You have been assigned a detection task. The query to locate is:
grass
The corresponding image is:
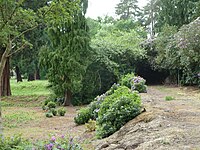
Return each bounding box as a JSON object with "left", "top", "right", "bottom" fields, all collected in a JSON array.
[
  {"left": 1, "top": 79, "right": 95, "bottom": 149},
  {"left": 2, "top": 108, "right": 40, "bottom": 128},
  {"left": 165, "top": 96, "right": 175, "bottom": 101},
  {"left": 10, "top": 79, "right": 51, "bottom": 96}
]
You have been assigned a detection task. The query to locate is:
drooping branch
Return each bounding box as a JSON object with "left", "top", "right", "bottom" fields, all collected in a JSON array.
[{"left": 8, "top": 42, "right": 27, "bottom": 57}]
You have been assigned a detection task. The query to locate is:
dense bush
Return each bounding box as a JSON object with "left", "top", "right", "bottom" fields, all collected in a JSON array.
[
  {"left": 120, "top": 73, "right": 147, "bottom": 93},
  {"left": 119, "top": 73, "right": 135, "bottom": 88},
  {"left": 57, "top": 108, "right": 66, "bottom": 116},
  {"left": 131, "top": 76, "right": 147, "bottom": 93},
  {"left": 74, "top": 107, "right": 93, "bottom": 125},
  {"left": 47, "top": 101, "right": 56, "bottom": 109},
  {"left": 96, "top": 86, "right": 141, "bottom": 138},
  {"left": 74, "top": 74, "right": 146, "bottom": 138},
  {"left": 74, "top": 83, "right": 120, "bottom": 125}
]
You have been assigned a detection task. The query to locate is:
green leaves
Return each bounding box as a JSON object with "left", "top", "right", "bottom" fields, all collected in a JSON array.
[{"left": 40, "top": 0, "right": 91, "bottom": 100}]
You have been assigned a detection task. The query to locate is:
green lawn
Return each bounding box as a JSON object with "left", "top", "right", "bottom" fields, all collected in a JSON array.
[{"left": 10, "top": 79, "right": 51, "bottom": 96}]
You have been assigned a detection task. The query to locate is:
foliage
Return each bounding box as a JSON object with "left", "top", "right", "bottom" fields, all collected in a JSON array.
[
  {"left": 173, "top": 17, "right": 200, "bottom": 85},
  {"left": 165, "top": 96, "right": 175, "bottom": 101},
  {"left": 39, "top": 0, "right": 91, "bottom": 105},
  {"left": 115, "top": 0, "right": 141, "bottom": 20},
  {"left": 131, "top": 76, "right": 147, "bottom": 93},
  {"left": 45, "top": 112, "right": 53, "bottom": 118},
  {"left": 43, "top": 135, "right": 82, "bottom": 150},
  {"left": 46, "top": 101, "right": 56, "bottom": 109},
  {"left": 119, "top": 73, "right": 135, "bottom": 88},
  {"left": 74, "top": 83, "right": 121, "bottom": 125},
  {"left": 57, "top": 108, "right": 66, "bottom": 116},
  {"left": 0, "top": 135, "right": 82, "bottom": 150},
  {"left": 50, "top": 108, "right": 57, "bottom": 116},
  {"left": 157, "top": 0, "right": 199, "bottom": 29},
  {"left": 74, "top": 107, "right": 93, "bottom": 125},
  {"left": 96, "top": 87, "right": 141, "bottom": 138},
  {"left": 0, "top": 135, "right": 31, "bottom": 150},
  {"left": 85, "top": 119, "right": 96, "bottom": 132},
  {"left": 154, "top": 18, "right": 200, "bottom": 85}
]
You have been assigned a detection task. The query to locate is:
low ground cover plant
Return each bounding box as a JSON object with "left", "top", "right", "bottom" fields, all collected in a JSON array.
[
  {"left": 42, "top": 99, "right": 66, "bottom": 118},
  {"left": 0, "top": 135, "right": 82, "bottom": 150},
  {"left": 165, "top": 96, "right": 175, "bottom": 101}
]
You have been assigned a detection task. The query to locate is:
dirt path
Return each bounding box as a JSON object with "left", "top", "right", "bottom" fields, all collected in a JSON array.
[{"left": 95, "top": 86, "right": 200, "bottom": 150}]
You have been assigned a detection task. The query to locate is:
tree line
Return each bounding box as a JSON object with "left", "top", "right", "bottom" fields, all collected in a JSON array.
[{"left": 0, "top": 0, "right": 200, "bottom": 107}]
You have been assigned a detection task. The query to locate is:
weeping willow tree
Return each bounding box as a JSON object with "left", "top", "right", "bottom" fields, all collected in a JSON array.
[{"left": 40, "top": 0, "right": 91, "bottom": 106}]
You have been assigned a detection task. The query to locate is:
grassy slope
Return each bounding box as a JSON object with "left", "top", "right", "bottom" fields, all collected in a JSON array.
[{"left": 10, "top": 79, "right": 51, "bottom": 96}]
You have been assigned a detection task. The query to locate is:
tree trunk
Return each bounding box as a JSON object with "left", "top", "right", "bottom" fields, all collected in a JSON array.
[
  {"left": 0, "top": 40, "right": 12, "bottom": 136},
  {"left": 28, "top": 73, "right": 35, "bottom": 81},
  {"left": 63, "top": 90, "right": 72, "bottom": 106},
  {"left": 34, "top": 68, "right": 40, "bottom": 80},
  {"left": 15, "top": 65, "right": 22, "bottom": 82},
  {"left": 1, "top": 58, "right": 11, "bottom": 96}
]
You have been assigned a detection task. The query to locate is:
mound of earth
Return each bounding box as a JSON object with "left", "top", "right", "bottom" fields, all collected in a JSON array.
[{"left": 95, "top": 86, "right": 200, "bottom": 150}]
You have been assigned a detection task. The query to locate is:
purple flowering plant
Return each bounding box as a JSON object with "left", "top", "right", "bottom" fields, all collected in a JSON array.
[
  {"left": 130, "top": 76, "right": 147, "bottom": 93},
  {"left": 44, "top": 135, "right": 82, "bottom": 150}
]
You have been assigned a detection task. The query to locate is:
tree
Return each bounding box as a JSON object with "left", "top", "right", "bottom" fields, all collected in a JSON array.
[
  {"left": 0, "top": 0, "right": 37, "bottom": 136},
  {"left": 40, "top": 0, "right": 91, "bottom": 106},
  {"left": 115, "top": 0, "right": 141, "bottom": 20},
  {"left": 81, "top": 20, "right": 146, "bottom": 102},
  {"left": 157, "top": 0, "right": 200, "bottom": 30},
  {"left": 0, "top": 0, "right": 79, "bottom": 135},
  {"left": 154, "top": 18, "right": 200, "bottom": 85}
]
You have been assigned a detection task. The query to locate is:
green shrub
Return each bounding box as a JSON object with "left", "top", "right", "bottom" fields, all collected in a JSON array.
[
  {"left": 74, "top": 107, "right": 93, "bottom": 125},
  {"left": 50, "top": 108, "right": 57, "bottom": 116},
  {"left": 58, "top": 108, "right": 66, "bottom": 116},
  {"left": 96, "top": 86, "right": 141, "bottom": 138},
  {"left": 165, "top": 96, "right": 175, "bottom": 101},
  {"left": 0, "top": 134, "right": 82, "bottom": 150},
  {"left": 85, "top": 119, "right": 96, "bottom": 132},
  {"left": 42, "top": 105, "right": 48, "bottom": 111},
  {"left": 44, "top": 99, "right": 52, "bottom": 106},
  {"left": 119, "top": 73, "right": 135, "bottom": 88},
  {"left": 0, "top": 135, "right": 37, "bottom": 150},
  {"left": 45, "top": 112, "right": 53, "bottom": 118},
  {"left": 47, "top": 101, "right": 56, "bottom": 109},
  {"left": 130, "top": 76, "right": 147, "bottom": 93}
]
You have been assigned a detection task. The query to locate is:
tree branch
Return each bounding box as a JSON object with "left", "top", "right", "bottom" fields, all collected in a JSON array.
[
  {"left": 7, "top": 42, "right": 27, "bottom": 57},
  {"left": 11, "top": 24, "right": 38, "bottom": 42}
]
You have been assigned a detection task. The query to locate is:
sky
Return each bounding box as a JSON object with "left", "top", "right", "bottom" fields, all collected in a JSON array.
[{"left": 86, "top": 0, "right": 149, "bottom": 19}]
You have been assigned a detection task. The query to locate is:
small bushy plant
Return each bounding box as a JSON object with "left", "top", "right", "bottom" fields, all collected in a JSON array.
[
  {"left": 44, "top": 135, "right": 82, "bottom": 150},
  {"left": 119, "top": 73, "right": 135, "bottom": 88},
  {"left": 57, "top": 108, "right": 66, "bottom": 116},
  {"left": 46, "top": 112, "right": 53, "bottom": 118},
  {"left": 165, "top": 96, "right": 175, "bottom": 101},
  {"left": 47, "top": 101, "right": 56, "bottom": 109},
  {"left": 50, "top": 108, "right": 57, "bottom": 116},
  {"left": 130, "top": 76, "right": 147, "bottom": 93},
  {"left": 74, "top": 107, "right": 93, "bottom": 125},
  {"left": 85, "top": 119, "right": 96, "bottom": 132}
]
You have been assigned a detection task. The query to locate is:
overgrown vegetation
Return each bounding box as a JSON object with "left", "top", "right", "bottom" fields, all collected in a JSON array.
[
  {"left": 0, "top": 135, "right": 82, "bottom": 150},
  {"left": 74, "top": 73, "right": 146, "bottom": 138}
]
